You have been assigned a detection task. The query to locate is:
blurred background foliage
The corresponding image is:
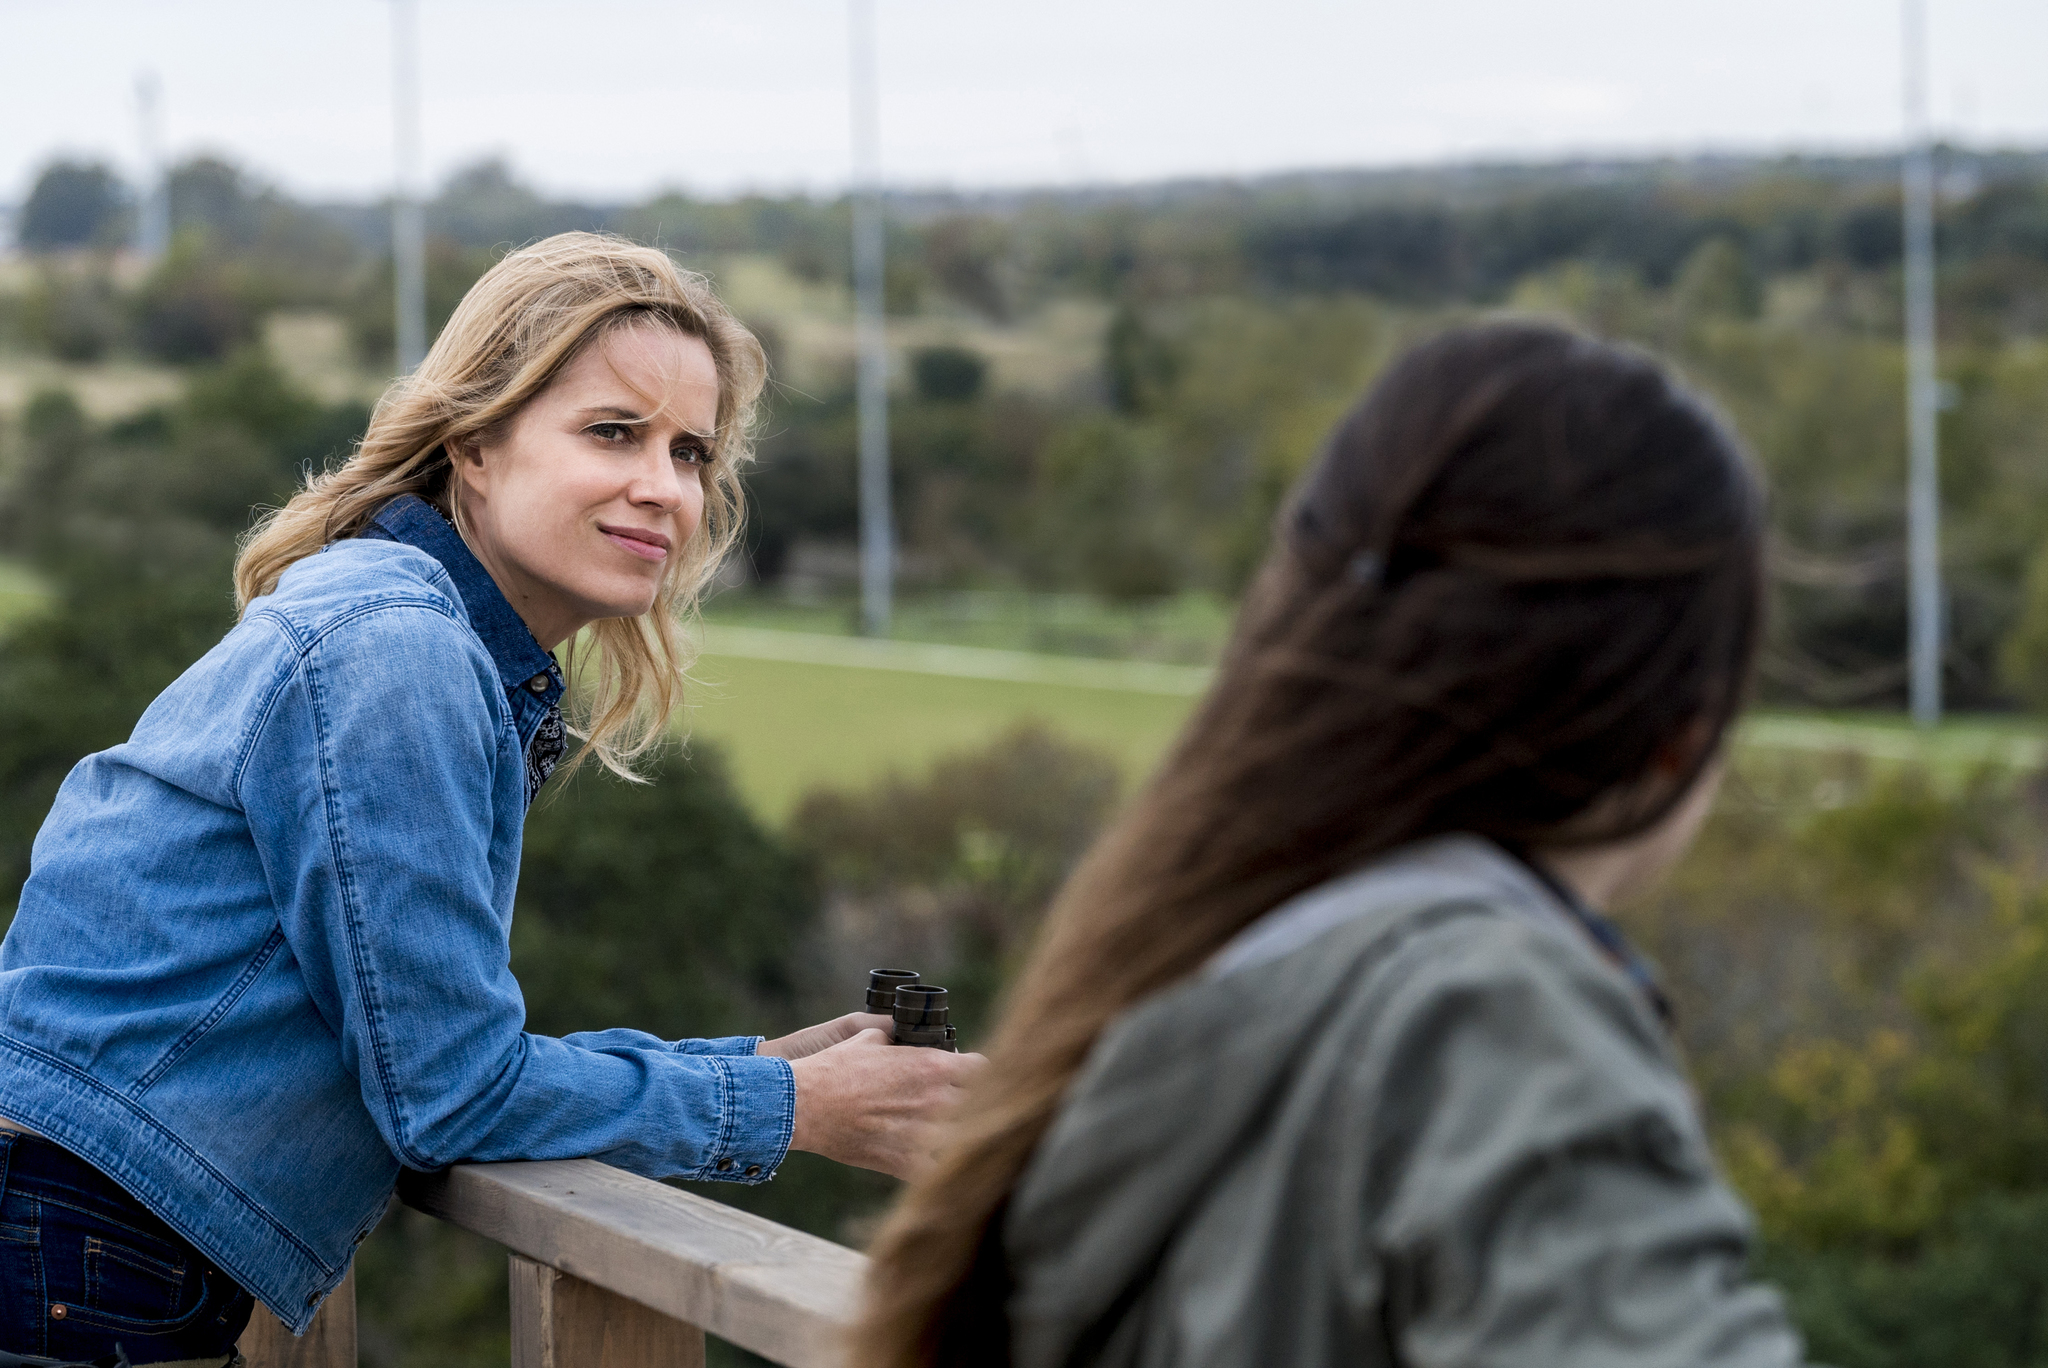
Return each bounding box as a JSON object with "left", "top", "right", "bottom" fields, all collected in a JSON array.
[
  {"left": 9, "top": 146, "right": 2048, "bottom": 1363},
  {"left": 15, "top": 145, "right": 2048, "bottom": 707}
]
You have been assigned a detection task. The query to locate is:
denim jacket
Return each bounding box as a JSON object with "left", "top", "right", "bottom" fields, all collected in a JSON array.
[{"left": 0, "top": 495, "right": 796, "bottom": 1331}]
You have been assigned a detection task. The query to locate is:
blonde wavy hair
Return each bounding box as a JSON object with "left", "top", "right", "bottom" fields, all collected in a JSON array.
[{"left": 234, "top": 232, "right": 767, "bottom": 780}]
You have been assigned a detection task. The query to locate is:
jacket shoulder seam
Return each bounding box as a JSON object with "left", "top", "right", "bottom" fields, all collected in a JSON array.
[{"left": 229, "top": 598, "right": 492, "bottom": 799}]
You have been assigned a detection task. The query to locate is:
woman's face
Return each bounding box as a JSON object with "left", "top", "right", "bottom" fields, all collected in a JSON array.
[{"left": 452, "top": 323, "right": 719, "bottom": 650}]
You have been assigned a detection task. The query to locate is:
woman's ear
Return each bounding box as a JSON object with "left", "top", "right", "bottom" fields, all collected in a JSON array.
[
  {"left": 446, "top": 437, "right": 486, "bottom": 497},
  {"left": 1654, "top": 716, "right": 1717, "bottom": 779}
]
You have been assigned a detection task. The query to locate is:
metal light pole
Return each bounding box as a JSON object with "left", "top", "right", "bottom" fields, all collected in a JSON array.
[
  {"left": 1900, "top": 0, "right": 1942, "bottom": 726},
  {"left": 848, "top": 0, "right": 894, "bottom": 636},
  {"left": 134, "top": 72, "right": 169, "bottom": 261},
  {"left": 390, "top": 0, "right": 428, "bottom": 375}
]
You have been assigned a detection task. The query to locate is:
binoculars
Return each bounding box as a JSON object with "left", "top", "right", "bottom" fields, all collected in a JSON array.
[{"left": 865, "top": 968, "right": 959, "bottom": 1052}]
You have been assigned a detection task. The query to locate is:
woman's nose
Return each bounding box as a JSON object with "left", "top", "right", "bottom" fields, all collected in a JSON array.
[{"left": 630, "top": 450, "right": 687, "bottom": 511}]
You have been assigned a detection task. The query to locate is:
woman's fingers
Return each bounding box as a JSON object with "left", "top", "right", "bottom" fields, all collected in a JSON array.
[
  {"left": 786, "top": 1031, "right": 988, "bottom": 1178},
  {"left": 755, "top": 1012, "right": 895, "bottom": 1060}
]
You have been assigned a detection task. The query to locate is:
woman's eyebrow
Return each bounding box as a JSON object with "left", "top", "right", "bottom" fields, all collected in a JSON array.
[
  {"left": 576, "top": 405, "right": 712, "bottom": 438},
  {"left": 577, "top": 405, "right": 649, "bottom": 423},
  {"left": 575, "top": 404, "right": 716, "bottom": 448}
]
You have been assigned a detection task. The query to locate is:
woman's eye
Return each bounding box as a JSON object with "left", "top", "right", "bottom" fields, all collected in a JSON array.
[
  {"left": 673, "top": 446, "right": 709, "bottom": 466},
  {"left": 588, "top": 422, "right": 632, "bottom": 443}
]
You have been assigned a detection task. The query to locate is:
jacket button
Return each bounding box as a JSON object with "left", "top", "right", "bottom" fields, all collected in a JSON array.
[
  {"left": 49, "top": 1303, "right": 67, "bottom": 1320},
  {"left": 715, "top": 1158, "right": 734, "bottom": 1172},
  {"left": 745, "top": 1165, "right": 762, "bottom": 1178},
  {"left": 527, "top": 674, "right": 550, "bottom": 693},
  {"left": 307, "top": 1291, "right": 321, "bottom": 1307}
]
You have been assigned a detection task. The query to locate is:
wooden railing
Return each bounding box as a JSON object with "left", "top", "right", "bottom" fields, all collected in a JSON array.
[{"left": 237, "top": 1160, "right": 868, "bottom": 1368}]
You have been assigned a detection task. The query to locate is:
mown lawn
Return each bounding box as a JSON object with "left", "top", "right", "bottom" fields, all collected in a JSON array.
[
  {"left": 683, "top": 650, "right": 1195, "bottom": 821},
  {"left": 686, "top": 634, "right": 2048, "bottom": 823}
]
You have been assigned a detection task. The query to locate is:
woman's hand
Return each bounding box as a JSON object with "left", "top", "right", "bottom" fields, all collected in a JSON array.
[
  {"left": 756, "top": 1012, "right": 894, "bottom": 1060},
  {"left": 782, "top": 1028, "right": 987, "bottom": 1180}
]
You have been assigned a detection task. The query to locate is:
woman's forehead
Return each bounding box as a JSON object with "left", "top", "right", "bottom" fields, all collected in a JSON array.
[{"left": 561, "top": 324, "right": 719, "bottom": 427}]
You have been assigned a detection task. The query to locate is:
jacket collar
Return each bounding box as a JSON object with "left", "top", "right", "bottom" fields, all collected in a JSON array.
[
  {"left": 359, "top": 494, "right": 564, "bottom": 702},
  {"left": 1207, "top": 833, "right": 1671, "bottom": 1026}
]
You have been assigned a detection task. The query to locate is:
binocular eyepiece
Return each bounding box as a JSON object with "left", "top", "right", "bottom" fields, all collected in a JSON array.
[{"left": 865, "top": 968, "right": 959, "bottom": 1052}]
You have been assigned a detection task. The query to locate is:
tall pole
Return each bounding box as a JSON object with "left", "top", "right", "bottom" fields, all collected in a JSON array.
[
  {"left": 134, "top": 72, "right": 169, "bottom": 262},
  {"left": 848, "top": 0, "right": 894, "bottom": 636},
  {"left": 390, "top": 0, "right": 427, "bottom": 375},
  {"left": 1901, "top": 0, "right": 1942, "bottom": 727}
]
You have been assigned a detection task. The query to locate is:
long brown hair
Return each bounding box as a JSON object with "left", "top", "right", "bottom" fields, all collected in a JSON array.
[
  {"left": 855, "top": 321, "right": 1766, "bottom": 1365},
  {"left": 234, "top": 232, "right": 766, "bottom": 779}
]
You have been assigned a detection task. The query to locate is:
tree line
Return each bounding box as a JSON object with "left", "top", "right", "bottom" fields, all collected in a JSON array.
[{"left": 10, "top": 149, "right": 2048, "bottom": 714}]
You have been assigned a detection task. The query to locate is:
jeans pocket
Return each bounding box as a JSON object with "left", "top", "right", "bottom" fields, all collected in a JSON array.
[
  {"left": 0, "top": 1221, "right": 45, "bottom": 1360},
  {"left": 83, "top": 1234, "right": 189, "bottom": 1320}
]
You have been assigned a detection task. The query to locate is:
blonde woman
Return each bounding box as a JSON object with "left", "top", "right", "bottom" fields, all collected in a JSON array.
[{"left": 0, "top": 234, "right": 977, "bottom": 1367}]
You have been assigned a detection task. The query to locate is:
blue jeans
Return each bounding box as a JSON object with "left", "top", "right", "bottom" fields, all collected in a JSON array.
[{"left": 0, "top": 1133, "right": 252, "bottom": 1365}]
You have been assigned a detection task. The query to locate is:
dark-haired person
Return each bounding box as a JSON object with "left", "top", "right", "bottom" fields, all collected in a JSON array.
[{"left": 856, "top": 323, "right": 1811, "bottom": 1366}]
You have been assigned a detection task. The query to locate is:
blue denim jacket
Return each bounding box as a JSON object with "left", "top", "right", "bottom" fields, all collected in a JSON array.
[{"left": 0, "top": 495, "right": 796, "bottom": 1330}]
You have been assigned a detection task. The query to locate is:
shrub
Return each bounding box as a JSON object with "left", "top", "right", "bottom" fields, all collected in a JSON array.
[
  {"left": 911, "top": 345, "right": 987, "bottom": 403},
  {"left": 1999, "top": 539, "right": 2048, "bottom": 713},
  {"left": 134, "top": 240, "right": 258, "bottom": 363},
  {"left": 22, "top": 270, "right": 123, "bottom": 361},
  {"left": 1760, "top": 1193, "right": 2048, "bottom": 1368},
  {"left": 788, "top": 723, "right": 1122, "bottom": 1035},
  {"left": 1030, "top": 415, "right": 1182, "bottom": 600},
  {"left": 1623, "top": 751, "right": 2048, "bottom": 1364},
  {"left": 511, "top": 745, "right": 817, "bottom": 1043},
  {"left": 1674, "top": 236, "right": 1765, "bottom": 321}
]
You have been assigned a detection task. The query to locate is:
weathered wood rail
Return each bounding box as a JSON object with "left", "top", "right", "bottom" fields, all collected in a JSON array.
[{"left": 238, "top": 1160, "right": 868, "bottom": 1368}]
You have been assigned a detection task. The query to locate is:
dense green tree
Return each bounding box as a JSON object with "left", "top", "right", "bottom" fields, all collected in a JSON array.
[
  {"left": 134, "top": 237, "right": 260, "bottom": 363},
  {"left": 18, "top": 161, "right": 127, "bottom": 250},
  {"left": 921, "top": 214, "right": 1015, "bottom": 320},
  {"left": 168, "top": 157, "right": 264, "bottom": 247},
  {"left": 427, "top": 159, "right": 608, "bottom": 248},
  {"left": 1999, "top": 542, "right": 2048, "bottom": 711},
  {"left": 910, "top": 345, "right": 987, "bottom": 403},
  {"left": 1673, "top": 236, "right": 1765, "bottom": 320},
  {"left": 22, "top": 267, "right": 122, "bottom": 361}
]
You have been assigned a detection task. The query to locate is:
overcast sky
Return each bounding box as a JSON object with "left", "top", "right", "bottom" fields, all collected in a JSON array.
[{"left": 5, "top": 0, "right": 2046, "bottom": 203}]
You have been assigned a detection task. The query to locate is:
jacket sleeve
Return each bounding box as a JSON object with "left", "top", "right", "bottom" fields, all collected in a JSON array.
[
  {"left": 237, "top": 604, "right": 793, "bottom": 1180},
  {"left": 559, "top": 1029, "right": 765, "bottom": 1056},
  {"left": 1363, "top": 914, "right": 1809, "bottom": 1368}
]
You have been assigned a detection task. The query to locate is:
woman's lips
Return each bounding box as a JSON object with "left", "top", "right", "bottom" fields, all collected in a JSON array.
[{"left": 600, "top": 527, "right": 670, "bottom": 563}]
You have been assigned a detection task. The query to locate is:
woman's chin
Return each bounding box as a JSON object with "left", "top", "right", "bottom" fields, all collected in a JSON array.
[{"left": 587, "top": 588, "right": 663, "bottom": 623}]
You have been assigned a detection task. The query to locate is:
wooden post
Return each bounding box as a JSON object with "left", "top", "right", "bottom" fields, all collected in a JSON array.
[
  {"left": 238, "top": 1268, "right": 356, "bottom": 1368},
  {"left": 510, "top": 1254, "right": 706, "bottom": 1368}
]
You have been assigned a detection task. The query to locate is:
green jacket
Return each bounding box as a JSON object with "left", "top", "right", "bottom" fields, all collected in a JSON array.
[{"left": 1005, "top": 836, "right": 1807, "bottom": 1368}]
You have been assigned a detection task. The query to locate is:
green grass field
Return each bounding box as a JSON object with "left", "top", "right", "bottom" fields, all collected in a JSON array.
[
  {"left": 687, "top": 628, "right": 2048, "bottom": 822},
  {"left": 684, "top": 649, "right": 1197, "bottom": 820}
]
